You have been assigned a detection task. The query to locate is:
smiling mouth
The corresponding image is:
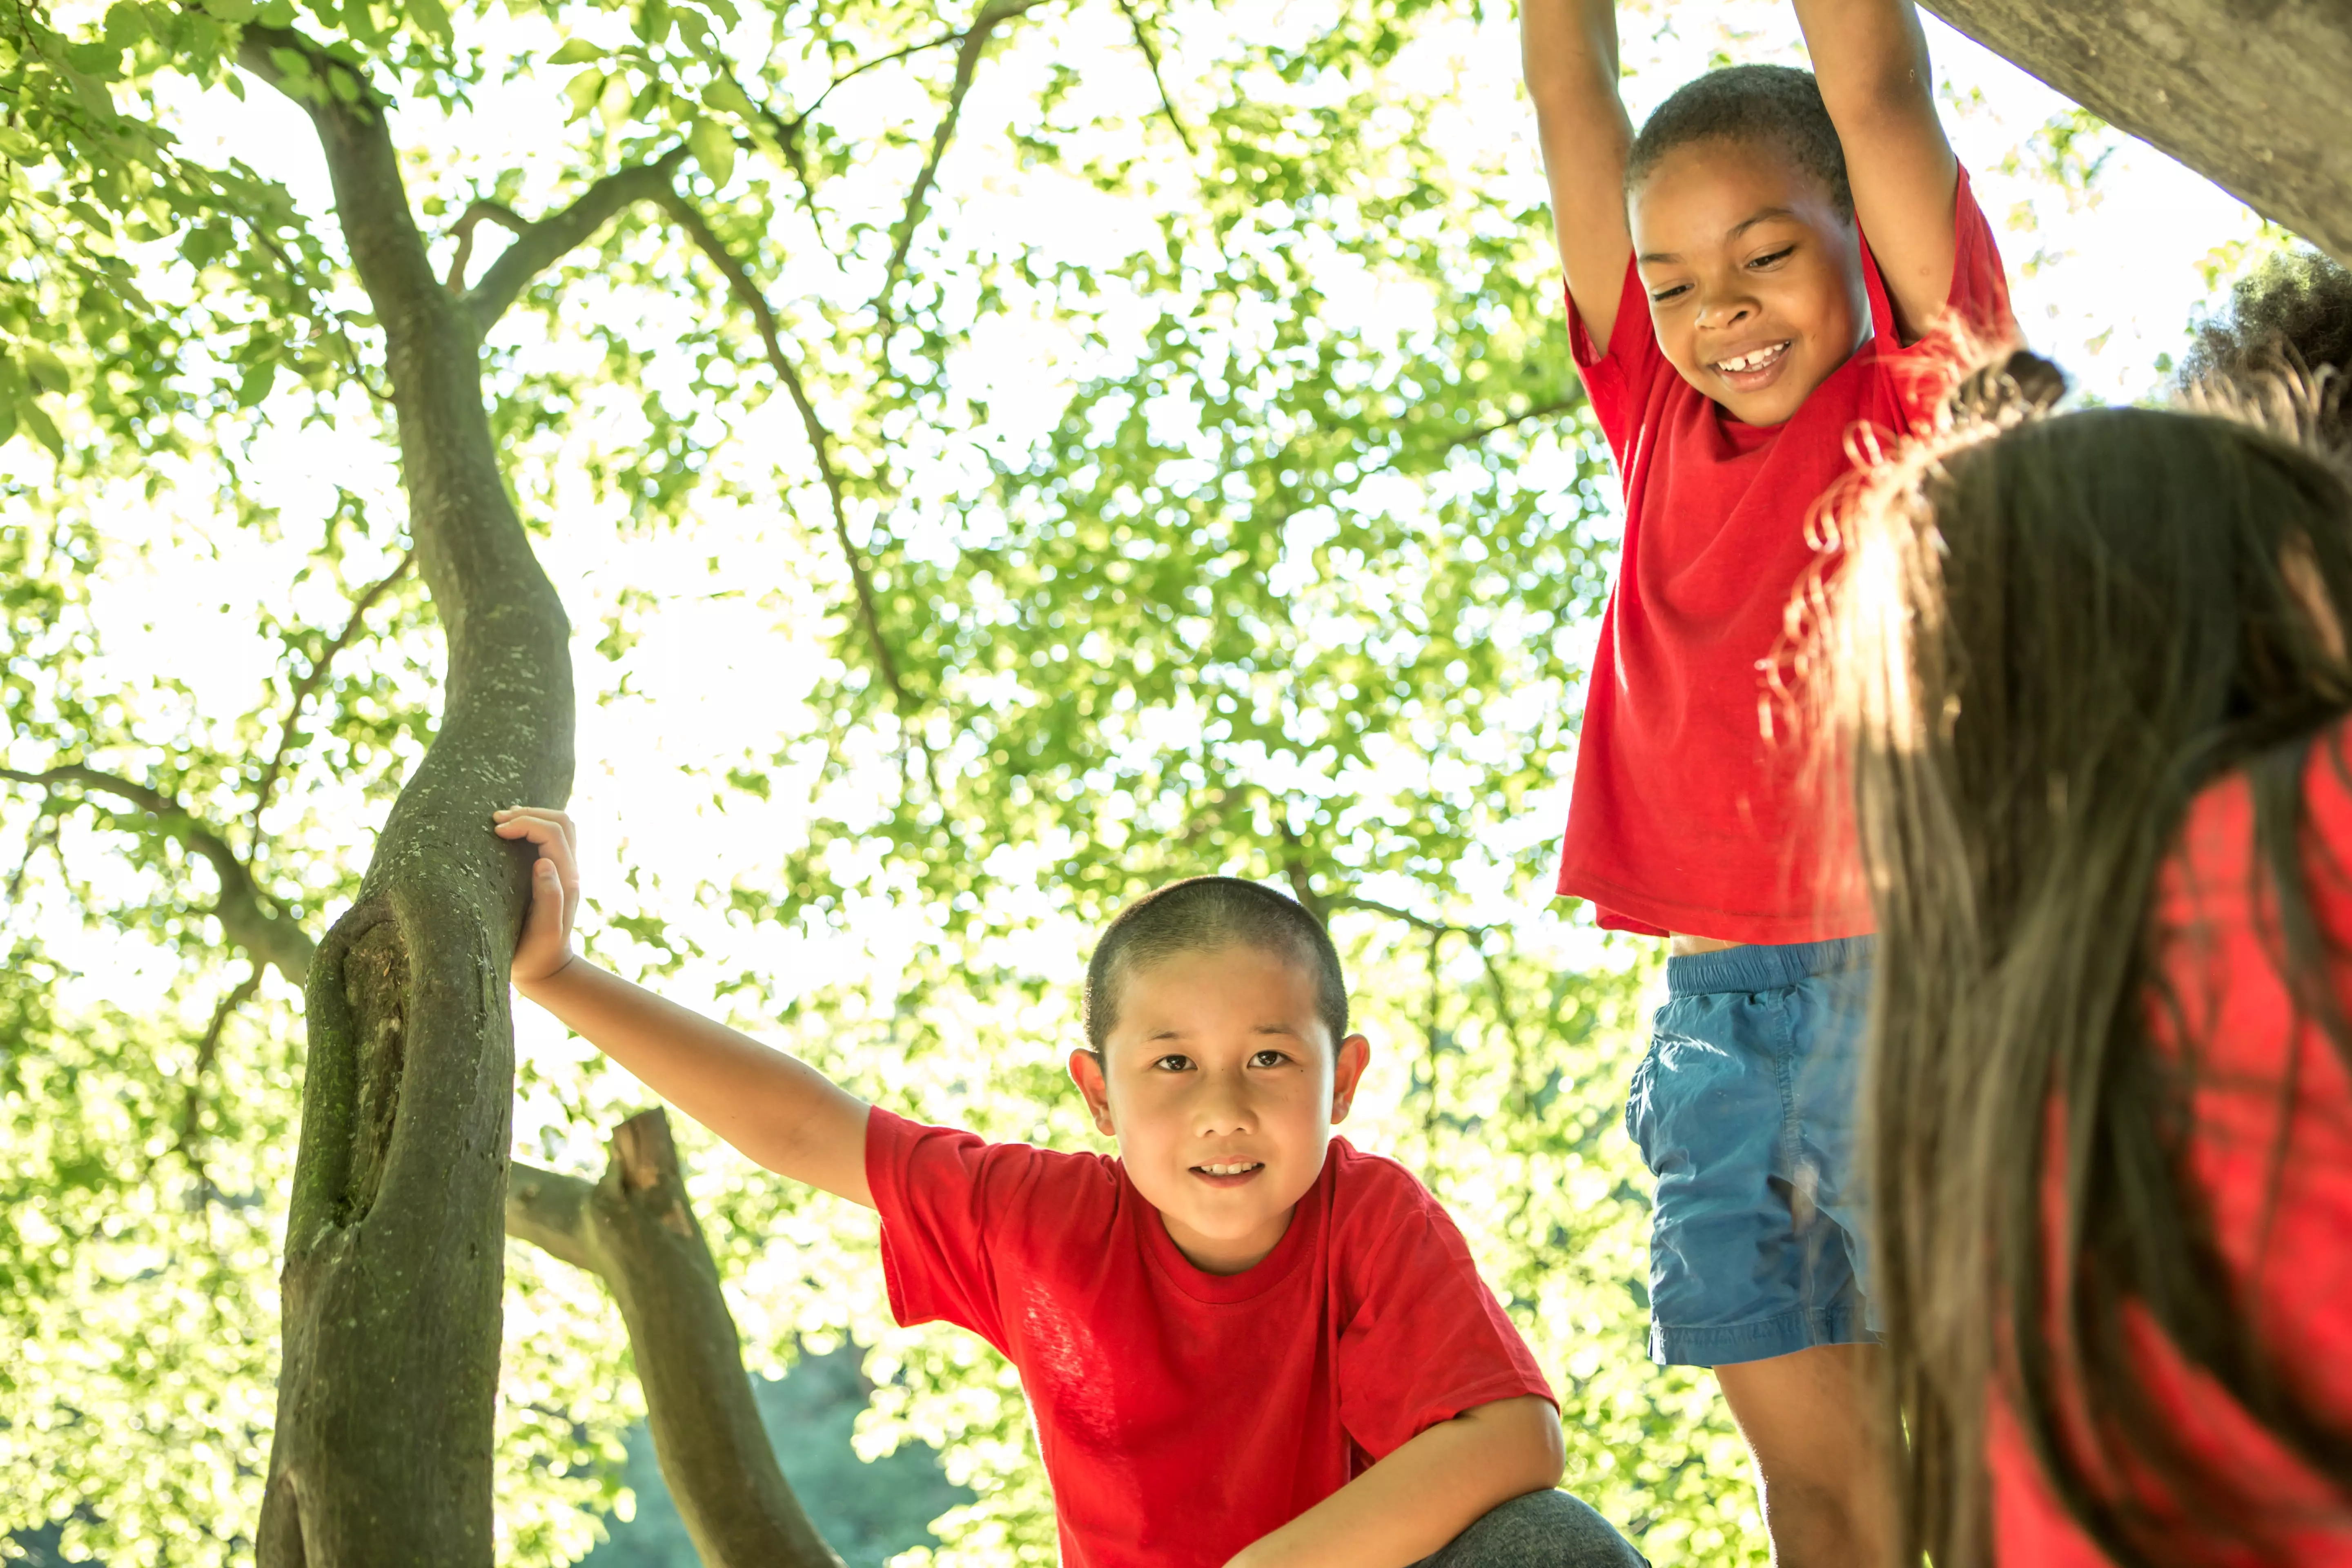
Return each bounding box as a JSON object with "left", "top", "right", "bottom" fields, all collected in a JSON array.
[
  {"left": 1191, "top": 1161, "right": 1265, "bottom": 1185},
  {"left": 1711, "top": 340, "right": 1793, "bottom": 381}
]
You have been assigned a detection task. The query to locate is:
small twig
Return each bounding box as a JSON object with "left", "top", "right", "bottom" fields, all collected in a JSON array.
[
  {"left": 444, "top": 200, "right": 529, "bottom": 294},
  {"left": 176, "top": 964, "right": 264, "bottom": 1173},
  {"left": 1112, "top": 0, "right": 1195, "bottom": 155},
  {"left": 1437, "top": 396, "right": 1582, "bottom": 453},
  {"left": 250, "top": 547, "right": 415, "bottom": 831},
  {"left": 873, "top": 0, "right": 1052, "bottom": 328},
  {"left": 657, "top": 189, "right": 912, "bottom": 715}
]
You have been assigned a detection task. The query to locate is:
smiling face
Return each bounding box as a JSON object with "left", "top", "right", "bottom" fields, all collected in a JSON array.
[
  {"left": 1069, "top": 943, "right": 1370, "bottom": 1276},
  {"left": 1630, "top": 136, "right": 1871, "bottom": 426}
]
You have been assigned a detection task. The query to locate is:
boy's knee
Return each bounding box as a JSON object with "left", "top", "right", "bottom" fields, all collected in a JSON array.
[{"left": 1415, "top": 1489, "right": 1651, "bottom": 1568}]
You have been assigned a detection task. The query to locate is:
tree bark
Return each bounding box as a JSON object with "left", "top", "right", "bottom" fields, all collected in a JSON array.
[
  {"left": 244, "top": 36, "right": 576, "bottom": 1566},
  {"left": 1918, "top": 0, "right": 2352, "bottom": 269},
  {"left": 506, "top": 1112, "right": 844, "bottom": 1568}
]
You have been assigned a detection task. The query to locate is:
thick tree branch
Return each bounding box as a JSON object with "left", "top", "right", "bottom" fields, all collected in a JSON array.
[
  {"left": 873, "top": 0, "right": 1052, "bottom": 326},
  {"left": 657, "top": 188, "right": 913, "bottom": 712},
  {"left": 0, "top": 764, "right": 317, "bottom": 981},
  {"left": 463, "top": 147, "right": 693, "bottom": 331},
  {"left": 506, "top": 1114, "right": 842, "bottom": 1568},
  {"left": 1112, "top": 0, "right": 1196, "bottom": 156},
  {"left": 249, "top": 546, "right": 416, "bottom": 831}
]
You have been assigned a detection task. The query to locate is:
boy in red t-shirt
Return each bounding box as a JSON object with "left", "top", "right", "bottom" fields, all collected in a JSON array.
[
  {"left": 1521, "top": 0, "right": 2011, "bottom": 1561},
  {"left": 494, "top": 807, "right": 1649, "bottom": 1568}
]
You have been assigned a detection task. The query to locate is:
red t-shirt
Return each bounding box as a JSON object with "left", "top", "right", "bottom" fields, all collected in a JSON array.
[
  {"left": 1559, "top": 169, "right": 2011, "bottom": 941},
  {"left": 865, "top": 1107, "right": 1555, "bottom": 1568},
  {"left": 1990, "top": 720, "right": 2352, "bottom": 1563}
]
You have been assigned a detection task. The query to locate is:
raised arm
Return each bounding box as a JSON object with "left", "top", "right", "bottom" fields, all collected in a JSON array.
[
  {"left": 1521, "top": 0, "right": 1636, "bottom": 347},
  {"left": 494, "top": 807, "right": 873, "bottom": 1207},
  {"left": 1793, "top": 0, "right": 1958, "bottom": 343}
]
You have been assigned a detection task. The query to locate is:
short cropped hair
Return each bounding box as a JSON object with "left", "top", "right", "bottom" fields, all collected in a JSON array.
[
  {"left": 1626, "top": 64, "right": 1854, "bottom": 223},
  {"left": 2179, "top": 248, "right": 2352, "bottom": 447},
  {"left": 1082, "top": 877, "right": 1348, "bottom": 1054}
]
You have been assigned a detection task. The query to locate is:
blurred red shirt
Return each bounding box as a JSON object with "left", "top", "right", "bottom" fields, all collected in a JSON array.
[
  {"left": 865, "top": 1108, "right": 1555, "bottom": 1568},
  {"left": 1991, "top": 719, "right": 2352, "bottom": 1563}
]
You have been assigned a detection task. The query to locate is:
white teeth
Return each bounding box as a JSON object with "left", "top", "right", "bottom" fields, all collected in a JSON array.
[
  {"left": 1717, "top": 342, "right": 1789, "bottom": 374},
  {"left": 1196, "top": 1162, "right": 1261, "bottom": 1176}
]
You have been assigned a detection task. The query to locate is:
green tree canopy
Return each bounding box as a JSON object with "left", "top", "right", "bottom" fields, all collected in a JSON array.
[{"left": 1, "top": 0, "right": 1797, "bottom": 1559}]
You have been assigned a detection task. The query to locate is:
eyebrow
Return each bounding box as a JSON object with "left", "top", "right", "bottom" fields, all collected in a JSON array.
[{"left": 1637, "top": 206, "right": 1804, "bottom": 265}]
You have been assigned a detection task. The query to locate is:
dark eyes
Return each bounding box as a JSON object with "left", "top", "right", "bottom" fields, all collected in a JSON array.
[
  {"left": 1748, "top": 244, "right": 1796, "bottom": 269},
  {"left": 1147, "top": 1050, "right": 1294, "bottom": 1071},
  {"left": 1649, "top": 245, "right": 1798, "bottom": 303}
]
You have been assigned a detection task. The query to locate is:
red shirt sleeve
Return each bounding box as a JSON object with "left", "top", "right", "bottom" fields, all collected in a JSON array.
[
  {"left": 864, "top": 1105, "right": 1036, "bottom": 1354},
  {"left": 1567, "top": 258, "right": 1667, "bottom": 471},
  {"left": 1875, "top": 167, "right": 2018, "bottom": 428},
  {"left": 1331, "top": 1157, "right": 1555, "bottom": 1461}
]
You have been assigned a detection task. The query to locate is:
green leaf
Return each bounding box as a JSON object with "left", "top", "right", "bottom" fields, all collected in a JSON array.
[
  {"left": 564, "top": 67, "right": 605, "bottom": 116},
  {"left": 198, "top": 0, "right": 257, "bottom": 22},
  {"left": 22, "top": 347, "right": 69, "bottom": 396},
  {"left": 19, "top": 400, "right": 61, "bottom": 456},
  {"left": 406, "top": 0, "right": 452, "bottom": 44},
  {"left": 102, "top": 4, "right": 149, "bottom": 48},
  {"left": 236, "top": 361, "right": 276, "bottom": 408},
  {"left": 688, "top": 116, "right": 734, "bottom": 188},
  {"left": 0, "top": 129, "right": 39, "bottom": 162},
  {"left": 700, "top": 77, "right": 753, "bottom": 119},
  {"left": 547, "top": 36, "right": 602, "bottom": 64}
]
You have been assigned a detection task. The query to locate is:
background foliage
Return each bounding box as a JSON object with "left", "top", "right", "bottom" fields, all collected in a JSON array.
[{"left": 0, "top": 0, "right": 2293, "bottom": 1561}]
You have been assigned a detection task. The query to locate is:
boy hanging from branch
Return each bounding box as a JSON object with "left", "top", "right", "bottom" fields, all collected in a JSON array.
[
  {"left": 1521, "top": 1, "right": 2013, "bottom": 1561},
  {"left": 494, "top": 806, "right": 1650, "bottom": 1568}
]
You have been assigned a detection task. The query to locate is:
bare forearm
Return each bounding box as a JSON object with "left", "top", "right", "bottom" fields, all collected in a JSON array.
[
  {"left": 519, "top": 958, "right": 873, "bottom": 1205},
  {"left": 1227, "top": 1397, "right": 1565, "bottom": 1568}
]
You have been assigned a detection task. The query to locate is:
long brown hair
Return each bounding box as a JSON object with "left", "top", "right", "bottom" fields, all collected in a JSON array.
[{"left": 1813, "top": 381, "right": 2352, "bottom": 1565}]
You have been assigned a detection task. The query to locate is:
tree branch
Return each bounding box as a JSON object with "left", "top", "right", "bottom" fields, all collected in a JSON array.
[
  {"left": 505, "top": 1113, "right": 843, "bottom": 1567},
  {"left": 249, "top": 547, "right": 416, "bottom": 831},
  {"left": 443, "top": 201, "right": 528, "bottom": 294},
  {"left": 176, "top": 964, "right": 264, "bottom": 1173},
  {"left": 657, "top": 188, "right": 913, "bottom": 713},
  {"left": 1112, "top": 0, "right": 1196, "bottom": 155},
  {"left": 0, "top": 764, "right": 316, "bottom": 981},
  {"left": 873, "top": 0, "right": 1052, "bottom": 327},
  {"left": 463, "top": 147, "right": 693, "bottom": 331},
  {"left": 1438, "top": 396, "right": 1582, "bottom": 452}
]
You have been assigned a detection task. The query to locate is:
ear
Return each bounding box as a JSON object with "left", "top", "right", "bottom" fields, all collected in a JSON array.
[
  {"left": 1068, "top": 1048, "right": 1117, "bottom": 1138},
  {"left": 1329, "top": 1033, "right": 1371, "bottom": 1124}
]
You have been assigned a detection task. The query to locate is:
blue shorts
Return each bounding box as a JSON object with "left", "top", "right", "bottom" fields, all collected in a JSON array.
[{"left": 1626, "top": 937, "right": 1877, "bottom": 1367}]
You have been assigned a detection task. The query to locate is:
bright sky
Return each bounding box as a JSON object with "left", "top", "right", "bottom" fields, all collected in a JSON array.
[{"left": 11, "top": 0, "right": 2290, "bottom": 1155}]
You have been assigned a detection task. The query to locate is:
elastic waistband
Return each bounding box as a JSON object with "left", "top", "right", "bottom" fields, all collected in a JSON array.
[{"left": 1665, "top": 936, "right": 1875, "bottom": 997}]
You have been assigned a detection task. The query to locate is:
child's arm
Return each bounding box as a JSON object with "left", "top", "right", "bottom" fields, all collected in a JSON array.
[
  {"left": 1793, "top": 0, "right": 1960, "bottom": 342},
  {"left": 493, "top": 806, "right": 873, "bottom": 1207},
  {"left": 1521, "top": 0, "right": 1635, "bottom": 347},
  {"left": 1224, "top": 1395, "right": 1565, "bottom": 1568}
]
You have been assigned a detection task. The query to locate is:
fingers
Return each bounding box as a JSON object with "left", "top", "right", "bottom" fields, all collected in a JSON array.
[{"left": 492, "top": 806, "right": 578, "bottom": 875}]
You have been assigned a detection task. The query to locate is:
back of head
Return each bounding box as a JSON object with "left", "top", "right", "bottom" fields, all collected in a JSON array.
[
  {"left": 2178, "top": 248, "right": 2352, "bottom": 449},
  {"left": 1626, "top": 64, "right": 1853, "bottom": 222},
  {"left": 1083, "top": 877, "right": 1347, "bottom": 1054},
  {"left": 1824, "top": 397, "right": 2352, "bottom": 1565}
]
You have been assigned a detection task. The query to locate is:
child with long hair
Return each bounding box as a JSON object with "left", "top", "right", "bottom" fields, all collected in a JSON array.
[{"left": 1814, "top": 365, "right": 2352, "bottom": 1565}]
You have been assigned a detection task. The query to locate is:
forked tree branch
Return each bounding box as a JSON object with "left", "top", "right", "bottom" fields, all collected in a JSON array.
[
  {"left": 443, "top": 202, "right": 529, "bottom": 294},
  {"left": 249, "top": 546, "right": 416, "bottom": 831},
  {"left": 463, "top": 146, "right": 694, "bottom": 330},
  {"left": 873, "top": 0, "right": 1053, "bottom": 326},
  {"left": 0, "top": 764, "right": 317, "bottom": 981},
  {"left": 506, "top": 1112, "right": 842, "bottom": 1567},
  {"left": 657, "top": 189, "right": 913, "bottom": 712}
]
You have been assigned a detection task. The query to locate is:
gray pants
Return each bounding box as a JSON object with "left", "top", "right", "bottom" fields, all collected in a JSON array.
[{"left": 1410, "top": 1490, "right": 1650, "bottom": 1567}]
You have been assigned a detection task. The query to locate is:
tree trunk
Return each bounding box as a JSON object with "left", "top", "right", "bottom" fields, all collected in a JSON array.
[
  {"left": 1919, "top": 0, "right": 2352, "bottom": 268},
  {"left": 507, "top": 1111, "right": 844, "bottom": 1568},
  {"left": 249, "top": 38, "right": 575, "bottom": 1566}
]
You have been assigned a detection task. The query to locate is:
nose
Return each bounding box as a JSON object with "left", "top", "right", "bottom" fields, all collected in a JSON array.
[
  {"left": 1191, "top": 1067, "right": 1254, "bottom": 1137},
  {"left": 1694, "top": 282, "right": 1756, "bottom": 332}
]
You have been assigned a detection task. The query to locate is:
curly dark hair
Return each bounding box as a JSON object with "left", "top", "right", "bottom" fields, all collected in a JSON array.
[
  {"left": 2180, "top": 248, "right": 2352, "bottom": 446},
  {"left": 1625, "top": 64, "right": 1854, "bottom": 223}
]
